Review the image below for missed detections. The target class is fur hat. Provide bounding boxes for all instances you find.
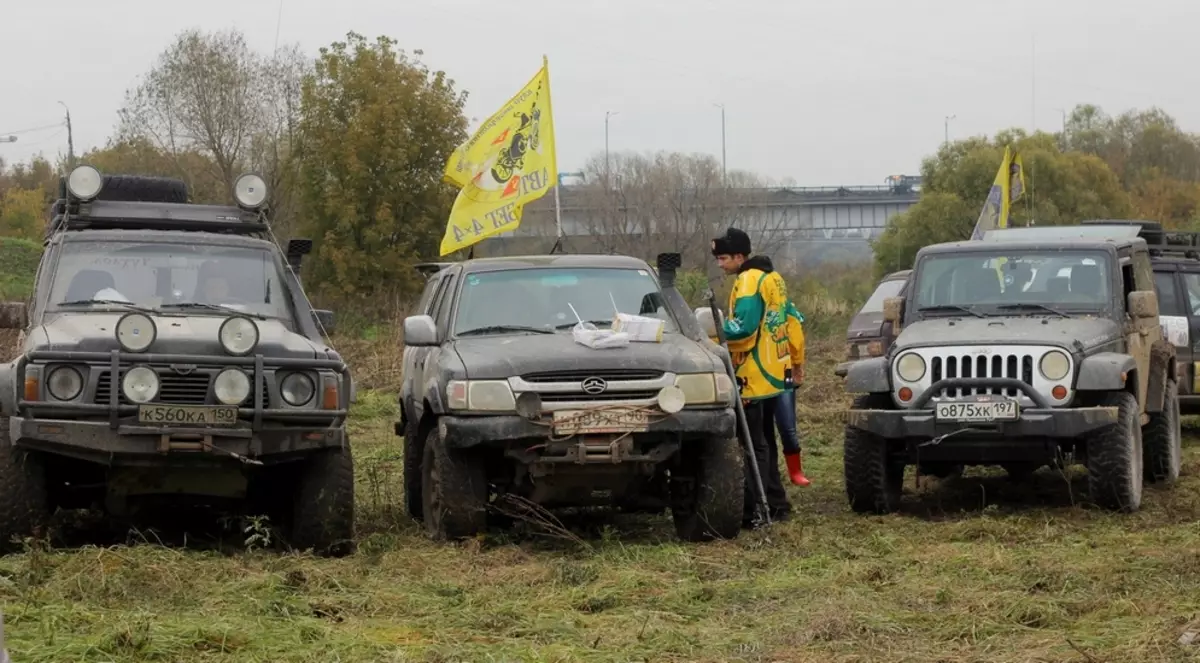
[711,227,752,257]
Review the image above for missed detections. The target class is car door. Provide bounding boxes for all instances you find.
[1177,266,1200,395]
[414,268,459,414]
[402,271,450,423]
[1153,264,1191,394]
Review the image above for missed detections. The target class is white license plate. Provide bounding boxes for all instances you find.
[138,404,239,426]
[552,408,650,435]
[934,399,1019,422]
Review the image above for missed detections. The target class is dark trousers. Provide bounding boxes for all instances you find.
[771,389,801,454]
[742,397,791,520]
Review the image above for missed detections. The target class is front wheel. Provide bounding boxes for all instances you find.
[1087,391,1143,512]
[670,434,745,542]
[844,394,904,514]
[0,417,48,552]
[421,427,487,540]
[1143,378,1182,484]
[403,413,424,522]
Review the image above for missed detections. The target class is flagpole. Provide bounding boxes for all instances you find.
[543,54,563,239]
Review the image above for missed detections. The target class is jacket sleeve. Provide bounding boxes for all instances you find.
[786,302,806,365]
[722,272,764,344]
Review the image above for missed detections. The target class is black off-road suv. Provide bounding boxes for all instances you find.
[842,224,1181,513]
[0,166,355,555]
[397,253,746,542]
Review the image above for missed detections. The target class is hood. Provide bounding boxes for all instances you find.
[28,313,324,359]
[451,332,722,380]
[740,255,774,274]
[894,315,1122,353]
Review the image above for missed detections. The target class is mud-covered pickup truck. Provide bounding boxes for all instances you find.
[397,252,746,542]
[0,166,354,556]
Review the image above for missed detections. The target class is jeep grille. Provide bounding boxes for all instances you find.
[520,369,664,383]
[930,353,1035,398]
[94,369,269,408]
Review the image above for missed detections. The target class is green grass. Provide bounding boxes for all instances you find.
[0,237,41,301]
[3,340,1200,662]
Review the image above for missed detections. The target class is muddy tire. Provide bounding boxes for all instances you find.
[1143,378,1182,484]
[844,393,904,514]
[0,417,48,552]
[403,413,424,522]
[671,434,744,542]
[1086,391,1143,512]
[421,426,487,540]
[291,445,356,557]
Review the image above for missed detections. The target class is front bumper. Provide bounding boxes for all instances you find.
[439,407,736,449]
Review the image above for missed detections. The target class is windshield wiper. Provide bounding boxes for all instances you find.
[162,302,267,319]
[554,320,613,329]
[58,299,158,313]
[458,325,554,336]
[996,303,1069,318]
[916,304,986,319]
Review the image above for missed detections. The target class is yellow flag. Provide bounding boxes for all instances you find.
[969,145,1026,240]
[439,59,557,255]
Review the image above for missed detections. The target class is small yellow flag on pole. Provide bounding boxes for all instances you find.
[970,145,1025,240]
[439,57,558,256]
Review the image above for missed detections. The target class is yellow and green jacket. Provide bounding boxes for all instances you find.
[720,255,793,401]
[784,301,805,384]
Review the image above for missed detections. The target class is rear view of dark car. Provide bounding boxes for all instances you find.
[835,270,910,377]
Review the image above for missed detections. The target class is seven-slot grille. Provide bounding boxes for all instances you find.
[519,368,665,403]
[929,353,1035,398]
[94,368,269,408]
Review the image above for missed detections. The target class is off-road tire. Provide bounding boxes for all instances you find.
[421,426,487,540]
[844,393,904,514]
[1143,378,1182,484]
[403,412,424,522]
[1086,391,1144,512]
[291,445,356,557]
[671,434,744,542]
[0,417,48,552]
[96,174,189,203]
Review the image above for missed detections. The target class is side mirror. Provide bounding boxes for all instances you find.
[402,314,439,347]
[312,309,335,334]
[0,302,27,330]
[693,306,719,338]
[1128,290,1158,319]
[286,238,313,270]
[882,297,905,324]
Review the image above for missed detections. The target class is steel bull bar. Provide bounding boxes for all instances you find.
[16,350,352,431]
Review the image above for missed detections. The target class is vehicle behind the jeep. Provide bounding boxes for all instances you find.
[0,167,355,556]
[835,269,910,377]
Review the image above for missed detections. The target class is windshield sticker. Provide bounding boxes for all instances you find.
[637,270,648,276]
[467,275,480,286]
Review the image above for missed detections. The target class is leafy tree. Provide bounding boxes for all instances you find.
[295,32,468,309]
[872,131,1131,275]
[0,188,48,240]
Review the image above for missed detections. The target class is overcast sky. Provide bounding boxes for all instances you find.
[2,0,1198,185]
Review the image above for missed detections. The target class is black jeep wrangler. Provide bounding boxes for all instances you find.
[396,253,745,541]
[842,224,1180,513]
[0,166,355,555]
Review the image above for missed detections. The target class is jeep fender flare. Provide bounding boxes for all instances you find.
[0,360,18,417]
[845,357,891,395]
[1145,340,1176,413]
[1075,353,1138,393]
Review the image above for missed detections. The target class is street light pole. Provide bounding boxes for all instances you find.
[605,111,618,184]
[944,114,956,146]
[714,103,726,186]
[58,101,74,167]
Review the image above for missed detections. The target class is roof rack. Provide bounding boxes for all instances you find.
[46,166,273,240]
[1081,219,1200,259]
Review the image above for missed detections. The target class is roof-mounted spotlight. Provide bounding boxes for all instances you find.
[67,165,103,201]
[233,173,268,209]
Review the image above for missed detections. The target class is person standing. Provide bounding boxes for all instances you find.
[774,298,811,486]
[710,227,793,525]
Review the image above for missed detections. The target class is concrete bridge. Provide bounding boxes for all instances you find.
[479,181,921,266]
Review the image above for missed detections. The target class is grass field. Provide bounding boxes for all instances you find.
[3,330,1200,662]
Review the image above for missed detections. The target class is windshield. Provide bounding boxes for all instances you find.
[48,240,293,320]
[860,278,906,313]
[912,249,1112,314]
[453,267,678,335]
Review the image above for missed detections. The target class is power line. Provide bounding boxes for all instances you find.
[0,121,63,136]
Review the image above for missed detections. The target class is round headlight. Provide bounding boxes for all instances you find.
[233,173,268,208]
[280,372,315,406]
[47,366,83,401]
[214,368,251,405]
[122,366,159,404]
[896,353,926,383]
[1040,350,1070,381]
[116,312,156,353]
[219,316,259,356]
[67,165,103,200]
